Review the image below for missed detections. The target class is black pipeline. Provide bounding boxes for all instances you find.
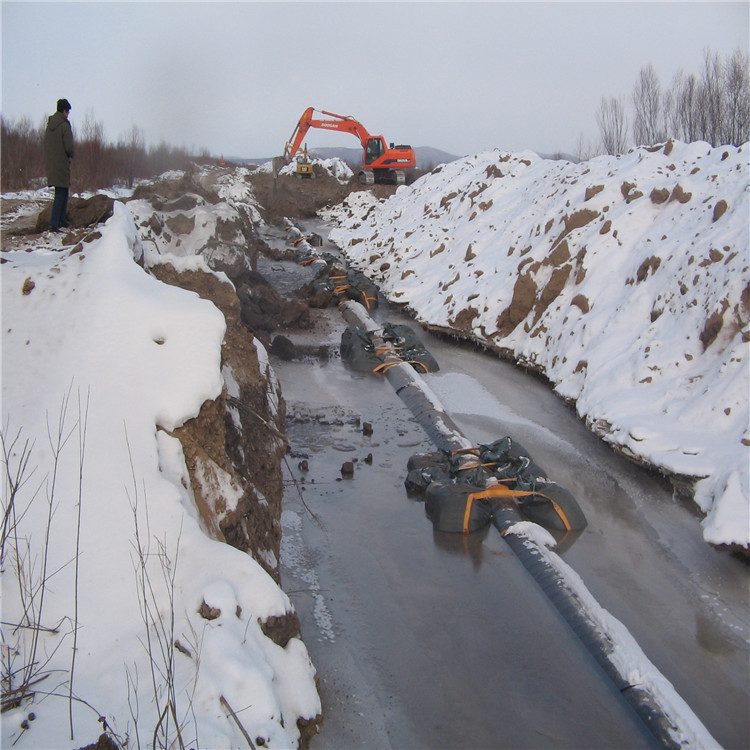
[339,299,719,750]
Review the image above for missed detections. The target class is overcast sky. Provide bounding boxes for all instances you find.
[2,1,748,160]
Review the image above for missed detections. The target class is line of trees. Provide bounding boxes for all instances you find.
[1,110,210,193]
[586,47,749,158]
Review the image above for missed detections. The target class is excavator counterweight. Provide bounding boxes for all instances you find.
[284,107,415,185]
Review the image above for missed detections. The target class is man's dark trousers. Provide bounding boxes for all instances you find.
[50,187,69,229]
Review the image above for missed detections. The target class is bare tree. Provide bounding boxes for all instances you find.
[0,116,44,191]
[598,48,748,151]
[697,49,725,145]
[662,71,682,141]
[632,64,666,146]
[674,71,700,142]
[121,124,146,188]
[575,132,599,162]
[723,48,750,146]
[1,112,205,193]
[596,96,629,154]
[76,109,107,189]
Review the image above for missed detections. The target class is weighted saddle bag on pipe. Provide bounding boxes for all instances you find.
[329,270,379,309]
[340,325,382,372]
[310,277,334,296]
[424,480,586,534]
[406,451,484,494]
[408,438,588,533]
[514,480,587,532]
[343,271,379,310]
[340,324,440,374]
[425,482,494,533]
[464,438,587,531]
[382,323,439,373]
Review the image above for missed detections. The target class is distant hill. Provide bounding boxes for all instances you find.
[240,146,577,169]
[307,146,460,171]
[239,146,461,171]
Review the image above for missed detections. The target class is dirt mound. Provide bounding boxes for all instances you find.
[248,168,400,222]
[2,193,115,251]
[249,170,350,221]
[32,193,115,233]
[151,263,290,584]
[233,268,313,347]
[130,169,219,206]
[127,171,273,275]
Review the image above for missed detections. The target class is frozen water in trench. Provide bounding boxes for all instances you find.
[258,220,749,750]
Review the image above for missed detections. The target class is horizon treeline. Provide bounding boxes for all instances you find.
[587,47,749,158]
[0,112,211,193]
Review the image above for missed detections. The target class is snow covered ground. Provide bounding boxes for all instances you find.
[257,157,354,183]
[323,141,749,549]
[1,138,746,747]
[1,200,320,747]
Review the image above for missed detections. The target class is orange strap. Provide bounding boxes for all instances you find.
[462,484,572,534]
[451,447,480,457]
[372,359,429,374]
[372,360,402,374]
[462,494,476,535]
[333,285,375,309]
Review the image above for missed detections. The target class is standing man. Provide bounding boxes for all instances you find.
[45,98,74,232]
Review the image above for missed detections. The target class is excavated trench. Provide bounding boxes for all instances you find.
[257,218,749,750]
[4,172,746,748]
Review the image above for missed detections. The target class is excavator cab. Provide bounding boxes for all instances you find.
[365,137,385,165]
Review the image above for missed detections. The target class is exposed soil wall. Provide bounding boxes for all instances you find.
[150,256,321,744]
[248,168,399,222]
[150,264,288,580]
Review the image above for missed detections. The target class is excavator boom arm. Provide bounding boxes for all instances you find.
[285,107,372,160]
[283,107,416,179]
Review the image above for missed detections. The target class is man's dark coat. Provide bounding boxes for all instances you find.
[45,112,74,188]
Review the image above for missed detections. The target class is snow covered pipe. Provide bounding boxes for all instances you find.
[339,301,474,456]
[338,299,720,750]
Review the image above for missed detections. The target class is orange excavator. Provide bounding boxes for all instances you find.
[284,107,415,185]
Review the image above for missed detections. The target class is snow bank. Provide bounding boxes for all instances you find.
[324,141,750,549]
[261,156,354,182]
[1,202,319,747]
[312,157,354,182]
[127,194,247,264]
[212,166,265,223]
